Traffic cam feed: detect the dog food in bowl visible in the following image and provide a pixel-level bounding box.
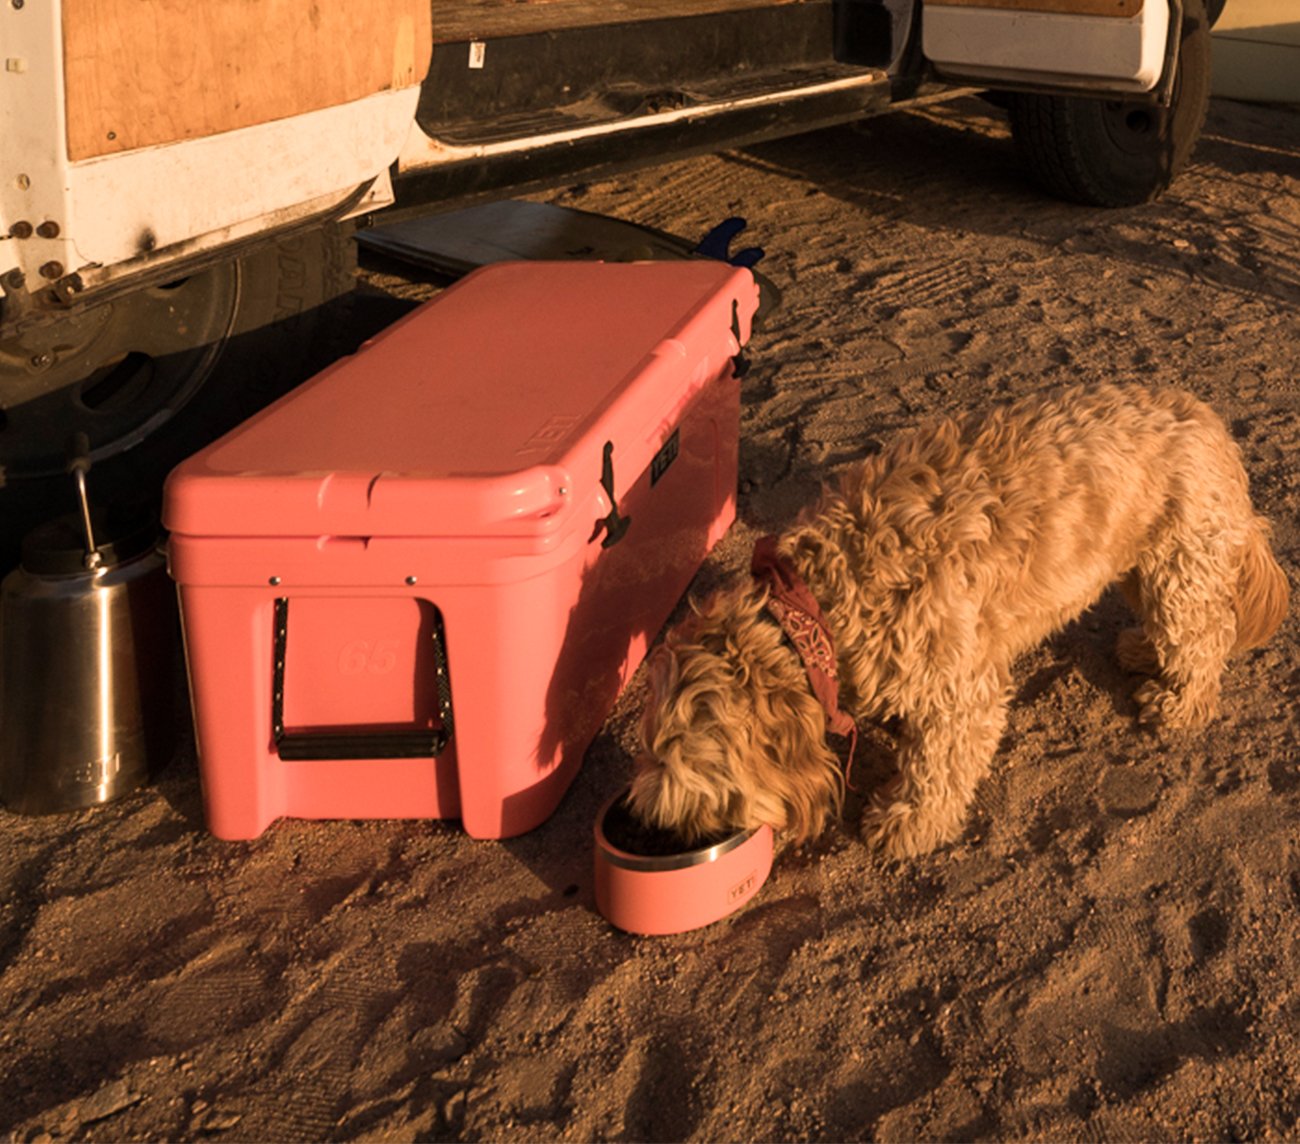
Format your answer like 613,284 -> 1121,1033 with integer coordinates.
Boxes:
594,786 -> 774,935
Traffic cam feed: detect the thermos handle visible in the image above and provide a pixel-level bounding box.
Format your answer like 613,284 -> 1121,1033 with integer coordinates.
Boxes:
65,432 -> 101,571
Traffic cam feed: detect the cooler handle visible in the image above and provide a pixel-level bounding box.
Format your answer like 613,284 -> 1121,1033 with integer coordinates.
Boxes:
270,597 -> 454,760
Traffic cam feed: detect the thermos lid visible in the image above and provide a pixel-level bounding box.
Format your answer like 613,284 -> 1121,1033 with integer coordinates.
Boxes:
20,505 -> 160,576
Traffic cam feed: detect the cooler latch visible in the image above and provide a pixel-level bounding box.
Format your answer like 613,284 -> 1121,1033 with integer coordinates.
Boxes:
731,298 -> 751,379
593,440 -> 632,548
270,597 -> 455,760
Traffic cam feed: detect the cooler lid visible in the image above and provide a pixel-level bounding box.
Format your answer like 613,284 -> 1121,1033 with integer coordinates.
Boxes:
164,260 -> 754,539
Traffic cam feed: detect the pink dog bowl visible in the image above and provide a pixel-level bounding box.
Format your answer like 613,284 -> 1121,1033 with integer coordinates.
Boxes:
594,787 -> 774,935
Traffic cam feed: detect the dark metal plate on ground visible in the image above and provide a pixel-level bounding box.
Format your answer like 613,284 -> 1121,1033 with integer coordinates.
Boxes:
357,200 -> 782,320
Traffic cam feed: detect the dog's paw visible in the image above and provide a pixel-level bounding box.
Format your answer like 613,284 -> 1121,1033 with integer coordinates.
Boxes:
860,799 -> 958,860
1116,628 -> 1160,674
1133,678 -> 1218,732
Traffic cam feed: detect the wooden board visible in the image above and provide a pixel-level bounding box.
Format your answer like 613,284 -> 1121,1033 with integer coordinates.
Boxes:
925,0 -> 1143,16
63,0 -> 433,161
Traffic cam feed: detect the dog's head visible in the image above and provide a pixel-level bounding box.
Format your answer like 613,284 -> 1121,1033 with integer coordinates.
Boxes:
629,584 -> 844,845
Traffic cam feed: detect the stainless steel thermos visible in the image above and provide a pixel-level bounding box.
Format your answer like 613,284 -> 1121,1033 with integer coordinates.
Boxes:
0,439 -> 177,814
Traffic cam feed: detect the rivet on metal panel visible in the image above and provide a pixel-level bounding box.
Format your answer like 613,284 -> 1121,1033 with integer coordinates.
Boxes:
268,576 -> 282,586
11,0 -> 25,11
14,174 -> 30,190
35,221 -> 60,239
7,221 -> 32,239
2,269 -> 25,292
405,575 -> 418,586
38,261 -> 63,280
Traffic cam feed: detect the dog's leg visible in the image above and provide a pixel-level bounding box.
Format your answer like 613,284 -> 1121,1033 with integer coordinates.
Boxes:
1117,572 -> 1162,673
861,669 -> 1009,859
1117,628 -> 1161,673
1128,546 -> 1237,731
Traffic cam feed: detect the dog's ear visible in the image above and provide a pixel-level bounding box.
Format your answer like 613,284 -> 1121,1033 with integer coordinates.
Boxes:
741,680 -> 844,843
644,644 -> 678,707
638,643 -> 680,760
631,643 -> 748,840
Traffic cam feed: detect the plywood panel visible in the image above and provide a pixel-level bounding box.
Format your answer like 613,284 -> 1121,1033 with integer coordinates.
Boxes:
926,0 -> 1142,16
63,0 -> 433,161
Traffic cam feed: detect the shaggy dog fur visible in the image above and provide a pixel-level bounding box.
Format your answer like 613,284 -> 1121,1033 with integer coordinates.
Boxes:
630,383 -> 1289,859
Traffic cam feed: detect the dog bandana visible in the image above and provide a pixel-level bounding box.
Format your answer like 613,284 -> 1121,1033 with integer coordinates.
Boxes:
751,535 -> 859,781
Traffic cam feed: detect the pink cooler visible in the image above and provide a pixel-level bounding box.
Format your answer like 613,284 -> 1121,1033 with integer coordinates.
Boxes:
164,260 -> 758,840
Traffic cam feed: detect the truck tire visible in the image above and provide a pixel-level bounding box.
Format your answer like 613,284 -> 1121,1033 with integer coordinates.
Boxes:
0,223 -> 355,568
1006,0 -> 1211,208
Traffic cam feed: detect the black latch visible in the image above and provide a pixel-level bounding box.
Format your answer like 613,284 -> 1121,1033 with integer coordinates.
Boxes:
593,440 -> 632,548
731,298 -> 750,379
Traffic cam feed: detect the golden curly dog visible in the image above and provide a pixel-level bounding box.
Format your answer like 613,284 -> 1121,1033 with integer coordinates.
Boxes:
630,383 -> 1289,859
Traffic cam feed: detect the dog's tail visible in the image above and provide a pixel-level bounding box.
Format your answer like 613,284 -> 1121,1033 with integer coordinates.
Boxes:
1233,521 -> 1289,653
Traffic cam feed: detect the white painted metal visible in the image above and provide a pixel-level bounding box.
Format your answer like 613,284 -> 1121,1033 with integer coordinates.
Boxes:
63,90 -> 418,283
922,1 -> 1172,93
1212,0 -> 1300,103
1,0 -> 66,283
341,165 -> 398,222
1,0 -> 418,297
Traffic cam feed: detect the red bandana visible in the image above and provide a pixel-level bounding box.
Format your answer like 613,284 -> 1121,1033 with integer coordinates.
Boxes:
751,535 -> 859,783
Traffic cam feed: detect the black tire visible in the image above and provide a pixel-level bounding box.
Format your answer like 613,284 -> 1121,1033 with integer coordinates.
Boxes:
0,223 -> 355,570
1006,0 -> 1211,208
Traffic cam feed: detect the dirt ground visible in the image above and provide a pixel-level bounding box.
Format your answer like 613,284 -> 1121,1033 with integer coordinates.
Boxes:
2,94 -> 1298,1142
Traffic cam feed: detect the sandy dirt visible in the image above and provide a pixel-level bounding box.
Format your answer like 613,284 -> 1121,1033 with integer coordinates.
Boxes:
2,94 -> 1298,1142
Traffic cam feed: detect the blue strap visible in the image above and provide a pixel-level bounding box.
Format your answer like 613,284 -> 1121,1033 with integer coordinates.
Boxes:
693,217 -> 764,269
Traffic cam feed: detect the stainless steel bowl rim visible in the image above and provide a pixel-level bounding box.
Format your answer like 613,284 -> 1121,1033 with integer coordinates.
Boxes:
595,788 -> 762,872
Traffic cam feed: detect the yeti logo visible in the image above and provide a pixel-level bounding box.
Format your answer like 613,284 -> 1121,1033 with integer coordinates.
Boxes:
650,428 -> 680,486
728,870 -> 757,903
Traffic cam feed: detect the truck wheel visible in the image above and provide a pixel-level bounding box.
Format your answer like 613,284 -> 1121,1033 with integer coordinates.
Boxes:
0,224 -> 354,566
1006,0 -> 1211,207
